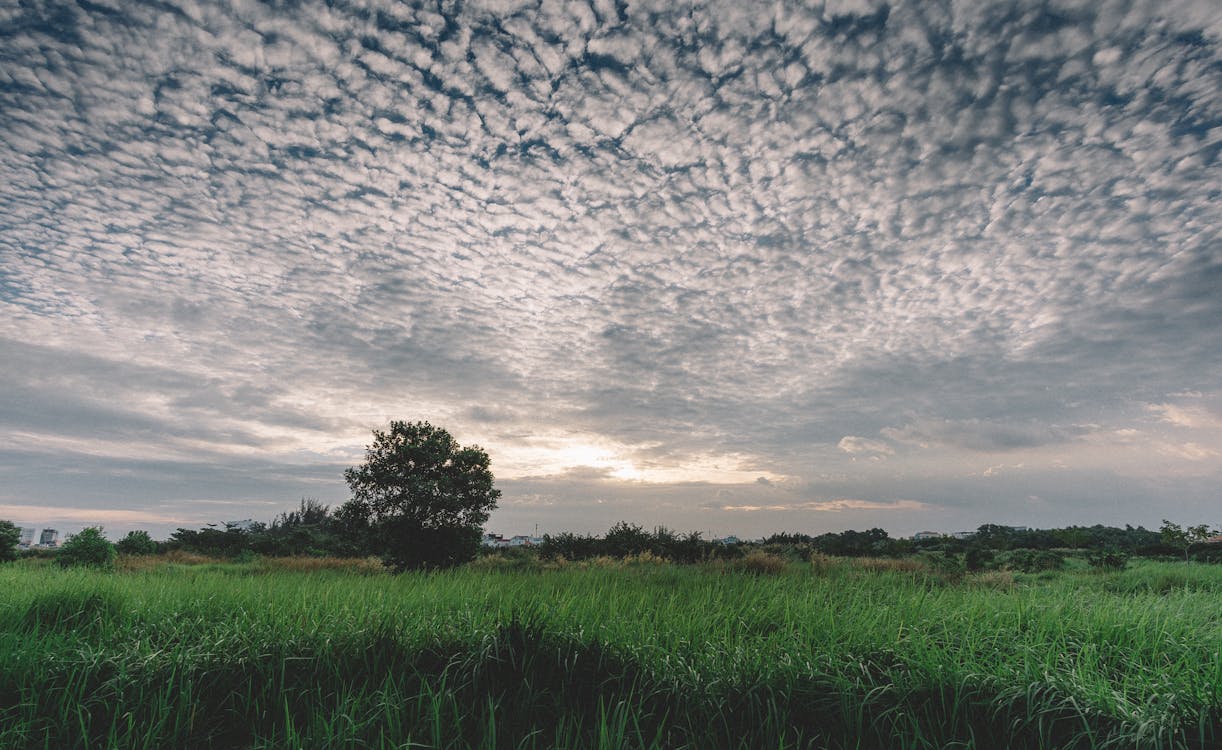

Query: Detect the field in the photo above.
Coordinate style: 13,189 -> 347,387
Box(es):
0,556 -> 1218,749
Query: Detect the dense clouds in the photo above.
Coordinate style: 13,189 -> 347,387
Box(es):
1,0 -> 1219,538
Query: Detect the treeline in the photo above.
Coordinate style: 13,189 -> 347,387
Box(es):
764,523 -> 1219,562
765,523 -> 1170,557
164,499 -> 368,559
101,504 -> 1220,566
537,522 -> 741,563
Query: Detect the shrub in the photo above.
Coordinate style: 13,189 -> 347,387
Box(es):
603,522 -> 652,558
116,530 -> 158,556
0,520 -> 20,563
808,552 -> 835,574
964,546 -> 995,572
1087,547 -> 1130,571
56,527 -> 117,570
999,548 -> 1064,574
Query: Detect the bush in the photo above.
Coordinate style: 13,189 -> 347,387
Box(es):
964,546 -> 995,572
116,530 -> 158,556
56,527 -> 117,570
807,552 -> 835,574
999,548 -> 1064,573
1087,547 -> 1130,571
379,521 -> 481,571
0,520 -> 20,563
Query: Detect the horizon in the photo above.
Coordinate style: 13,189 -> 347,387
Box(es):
1,508 -> 1200,546
2,1 -> 1220,540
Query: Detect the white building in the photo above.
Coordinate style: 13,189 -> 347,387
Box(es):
483,533 -> 542,548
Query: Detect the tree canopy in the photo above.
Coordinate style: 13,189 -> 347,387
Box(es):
57,527 -> 117,569
339,421 -> 500,570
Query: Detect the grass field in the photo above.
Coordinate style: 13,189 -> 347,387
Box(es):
0,556 -> 1218,749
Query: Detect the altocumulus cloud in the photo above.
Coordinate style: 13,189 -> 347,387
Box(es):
0,0 -> 1219,538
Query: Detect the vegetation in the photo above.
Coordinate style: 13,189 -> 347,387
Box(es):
339,420 -> 501,570
115,529 -> 158,556
0,520 -> 19,563
152,513 -> 1222,570
0,557 -> 1217,749
1162,519 -> 1215,561
54,526 -> 116,570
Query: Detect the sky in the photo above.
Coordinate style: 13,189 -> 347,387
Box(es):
1,0 -> 1219,541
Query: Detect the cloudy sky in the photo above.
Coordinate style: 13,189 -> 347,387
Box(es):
2,0 -> 1219,540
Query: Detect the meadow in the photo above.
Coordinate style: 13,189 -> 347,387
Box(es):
0,555 -> 1218,749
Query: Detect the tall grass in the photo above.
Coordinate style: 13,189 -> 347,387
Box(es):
0,559 -> 1217,748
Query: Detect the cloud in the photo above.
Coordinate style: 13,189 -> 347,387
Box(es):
716,499 -> 930,513
0,0 -> 1219,535
881,419 -> 1086,452
837,436 -> 894,456
1146,402 -> 1222,431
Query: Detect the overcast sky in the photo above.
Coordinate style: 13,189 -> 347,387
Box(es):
2,0 -> 1219,541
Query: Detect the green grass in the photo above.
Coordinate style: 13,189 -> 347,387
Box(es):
0,558 -> 1218,748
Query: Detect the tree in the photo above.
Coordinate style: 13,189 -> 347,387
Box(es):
116,530 -> 158,556
0,521 -> 20,563
340,421 -> 500,570
57,527 -> 117,569
1160,519 -> 1213,561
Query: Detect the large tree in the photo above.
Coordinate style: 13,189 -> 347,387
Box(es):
341,421 -> 500,570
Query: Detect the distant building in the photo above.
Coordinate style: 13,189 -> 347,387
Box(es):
950,531 -> 975,540
38,529 -> 59,547
482,533 -> 541,548
912,531 -> 941,541
18,528 -> 35,548
715,535 -> 741,545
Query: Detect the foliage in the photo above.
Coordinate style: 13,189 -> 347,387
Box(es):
168,525 -> 251,557
602,521 -> 652,557
116,530 -> 158,556
1087,547 -> 1130,571
538,524 -> 732,563
963,546 -> 994,572
55,527 -> 117,570
0,521 -> 19,563
997,548 -> 1064,573
1160,519 -> 1214,561
342,421 -> 500,570
765,528 -> 906,557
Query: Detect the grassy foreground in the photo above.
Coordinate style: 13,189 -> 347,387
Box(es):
0,557 -> 1218,749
